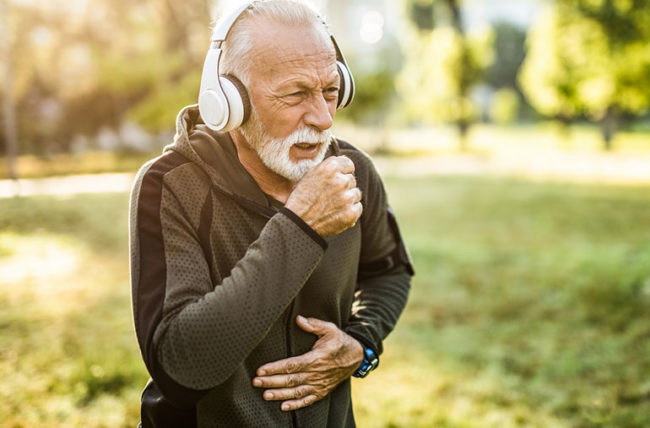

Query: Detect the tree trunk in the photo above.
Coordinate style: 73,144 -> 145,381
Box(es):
600,105 -> 618,151
0,0 -> 19,182
556,114 -> 573,149
444,0 -> 473,151
447,0 -> 464,32
371,125 -> 390,155
457,119 -> 469,151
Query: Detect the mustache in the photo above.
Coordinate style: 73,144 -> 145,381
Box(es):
281,127 -> 332,145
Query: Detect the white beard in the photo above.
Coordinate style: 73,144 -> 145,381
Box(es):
239,109 -> 331,182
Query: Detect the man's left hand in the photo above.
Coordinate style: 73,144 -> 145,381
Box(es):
252,315 -> 364,411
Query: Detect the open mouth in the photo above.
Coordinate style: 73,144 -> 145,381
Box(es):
291,142 -> 322,160
294,142 -> 320,149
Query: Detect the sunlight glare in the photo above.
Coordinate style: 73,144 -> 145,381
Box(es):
30,26 -> 52,46
0,233 -> 79,289
360,10 -> 384,45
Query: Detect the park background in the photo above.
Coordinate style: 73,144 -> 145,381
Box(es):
1,0 -> 650,426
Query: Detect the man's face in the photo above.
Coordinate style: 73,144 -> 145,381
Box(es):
238,20 -> 340,181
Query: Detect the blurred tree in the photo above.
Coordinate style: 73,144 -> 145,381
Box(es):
336,42 -> 403,154
344,65 -> 397,124
408,0 -> 435,32
325,0 -> 405,153
484,21 -> 526,92
338,26 -> 403,113
126,0 -> 210,133
0,0 -> 19,179
4,0 -> 212,155
69,0 -> 211,139
489,88 -> 519,125
519,1 -> 650,150
397,0 -> 493,150
485,21 -> 536,124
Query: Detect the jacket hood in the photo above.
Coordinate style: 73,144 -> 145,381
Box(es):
165,104 -> 272,207
164,104 -> 340,209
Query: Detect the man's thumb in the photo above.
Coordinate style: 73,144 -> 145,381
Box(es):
296,315 -> 330,335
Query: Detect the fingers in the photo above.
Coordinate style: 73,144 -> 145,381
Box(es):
324,155 -> 355,175
345,200 -> 363,225
334,172 -> 356,191
296,315 -> 338,336
261,385 -> 314,401
339,170 -> 356,189
309,156 -> 355,187
344,187 -> 362,204
295,315 -> 315,333
252,315 -> 355,412
352,200 -> 363,218
253,373 -> 308,389
256,353 -> 315,376
347,173 -> 357,189
280,395 -> 319,411
255,380 -> 321,412
285,154 -> 360,237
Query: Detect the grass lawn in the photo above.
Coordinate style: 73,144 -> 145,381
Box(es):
2,122 -> 650,180
1,174 -> 649,427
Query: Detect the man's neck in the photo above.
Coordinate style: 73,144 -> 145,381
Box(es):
230,130 -> 295,204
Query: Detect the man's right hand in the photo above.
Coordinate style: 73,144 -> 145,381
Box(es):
285,156 -> 362,237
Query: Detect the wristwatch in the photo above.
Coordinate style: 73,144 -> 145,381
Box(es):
353,345 -> 379,378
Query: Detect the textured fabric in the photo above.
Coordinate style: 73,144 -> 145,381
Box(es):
129,105 -> 412,427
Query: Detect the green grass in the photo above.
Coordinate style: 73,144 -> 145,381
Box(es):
1,176 -> 649,427
0,194 -> 145,427
0,151 -> 158,179
1,122 -> 649,180
332,122 -> 650,156
353,176 -> 650,427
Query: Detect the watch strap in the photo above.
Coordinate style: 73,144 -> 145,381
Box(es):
353,345 -> 379,378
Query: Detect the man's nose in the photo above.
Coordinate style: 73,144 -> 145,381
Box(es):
304,94 -> 334,131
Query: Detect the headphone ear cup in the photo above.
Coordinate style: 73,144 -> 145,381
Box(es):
222,74 -> 251,127
199,88 -> 229,131
336,60 -> 355,109
199,49 -> 230,130
201,76 -> 250,132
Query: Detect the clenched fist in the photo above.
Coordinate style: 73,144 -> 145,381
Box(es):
285,156 -> 362,237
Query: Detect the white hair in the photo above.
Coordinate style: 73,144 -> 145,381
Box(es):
219,0 -> 331,86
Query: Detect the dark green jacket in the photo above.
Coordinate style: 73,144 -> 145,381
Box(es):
129,105 -> 413,427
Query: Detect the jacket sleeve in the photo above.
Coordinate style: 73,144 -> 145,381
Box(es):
343,152 -> 413,355
129,156 -> 327,408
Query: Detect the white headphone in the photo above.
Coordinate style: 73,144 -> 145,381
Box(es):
198,1 -> 355,132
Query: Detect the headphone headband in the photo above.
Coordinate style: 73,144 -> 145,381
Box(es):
198,0 -> 355,131
211,2 -> 253,42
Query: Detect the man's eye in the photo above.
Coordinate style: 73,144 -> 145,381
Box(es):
324,87 -> 339,100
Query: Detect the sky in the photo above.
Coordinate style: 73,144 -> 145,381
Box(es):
321,0 -> 546,53
462,0 -> 546,30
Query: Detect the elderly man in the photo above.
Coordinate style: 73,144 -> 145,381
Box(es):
129,0 -> 413,427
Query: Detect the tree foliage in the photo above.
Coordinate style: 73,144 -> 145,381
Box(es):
484,22 -> 527,92
397,0 -> 493,149
519,0 -> 650,148
2,0 -> 211,154
335,33 -> 403,128
397,27 -> 491,125
336,58 -> 399,126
